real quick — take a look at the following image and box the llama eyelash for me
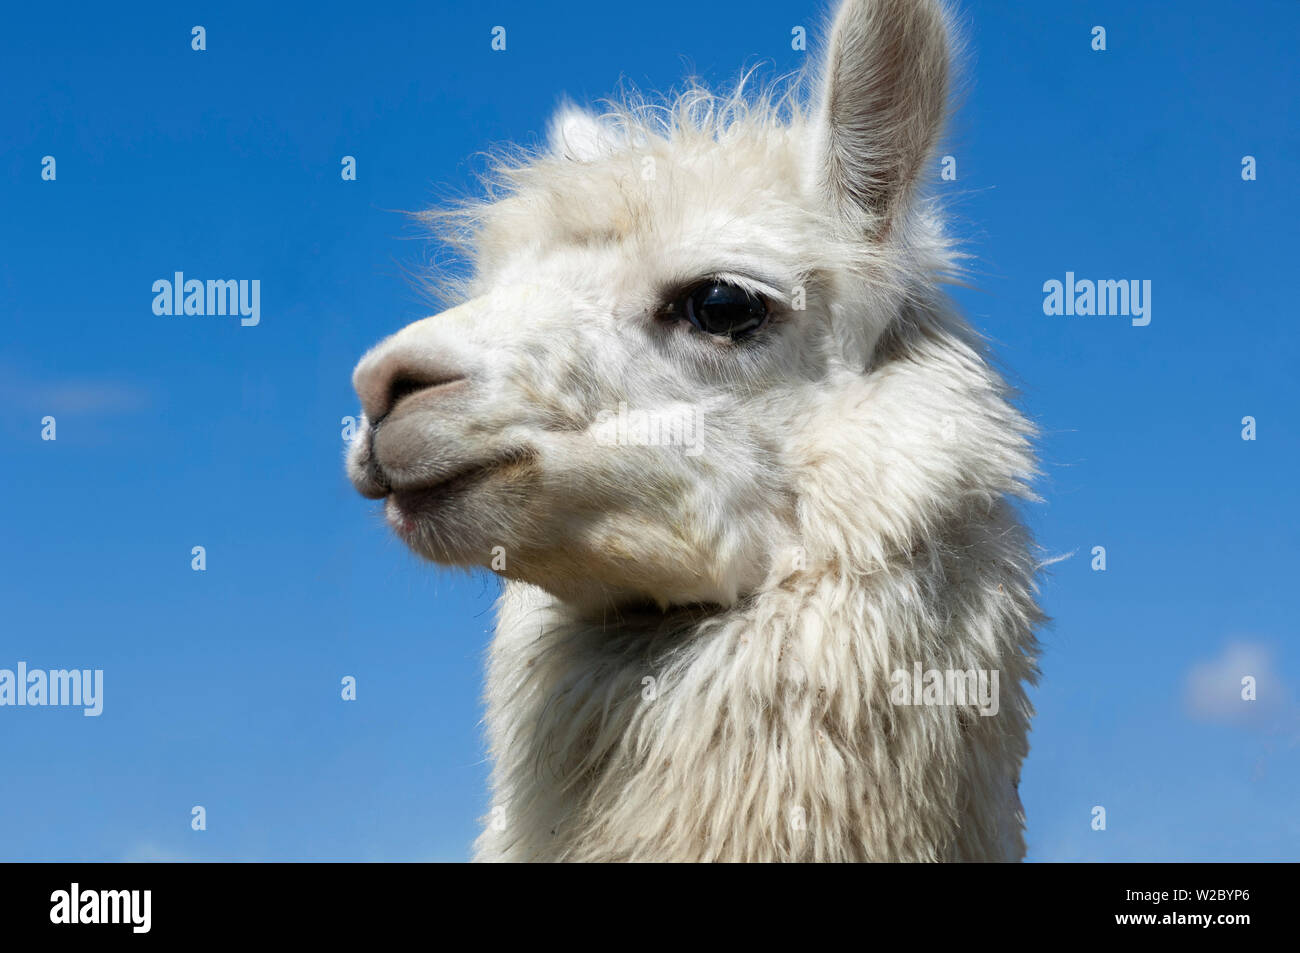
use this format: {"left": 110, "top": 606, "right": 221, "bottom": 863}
{"left": 660, "top": 272, "right": 787, "bottom": 307}
{"left": 656, "top": 278, "right": 775, "bottom": 342}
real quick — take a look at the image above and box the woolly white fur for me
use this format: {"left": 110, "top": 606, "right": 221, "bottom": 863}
{"left": 348, "top": 0, "right": 1043, "bottom": 862}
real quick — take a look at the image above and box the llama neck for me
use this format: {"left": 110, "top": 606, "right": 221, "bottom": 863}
{"left": 477, "top": 500, "right": 1038, "bottom": 862}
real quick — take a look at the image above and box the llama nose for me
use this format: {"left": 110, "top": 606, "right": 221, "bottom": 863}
{"left": 352, "top": 348, "right": 468, "bottom": 422}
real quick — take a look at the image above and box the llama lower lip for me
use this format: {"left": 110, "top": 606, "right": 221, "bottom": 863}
{"left": 387, "top": 463, "right": 496, "bottom": 520}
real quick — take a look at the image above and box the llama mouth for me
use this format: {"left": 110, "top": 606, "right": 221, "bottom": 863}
{"left": 383, "top": 451, "right": 533, "bottom": 535}
{"left": 388, "top": 463, "right": 495, "bottom": 519}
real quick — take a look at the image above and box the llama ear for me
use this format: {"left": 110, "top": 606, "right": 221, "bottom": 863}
{"left": 548, "top": 104, "right": 623, "bottom": 162}
{"left": 813, "top": 0, "right": 950, "bottom": 234}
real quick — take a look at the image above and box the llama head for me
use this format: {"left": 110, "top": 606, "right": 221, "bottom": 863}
{"left": 348, "top": 0, "right": 959, "bottom": 610}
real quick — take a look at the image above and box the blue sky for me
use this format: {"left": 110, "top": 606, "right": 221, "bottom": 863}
{"left": 1, "top": 0, "right": 1296, "bottom": 861}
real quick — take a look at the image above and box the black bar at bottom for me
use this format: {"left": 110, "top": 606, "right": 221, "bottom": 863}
{"left": 0, "top": 861, "right": 1288, "bottom": 940}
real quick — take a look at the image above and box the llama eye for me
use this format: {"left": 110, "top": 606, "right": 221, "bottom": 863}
{"left": 680, "top": 281, "right": 768, "bottom": 339}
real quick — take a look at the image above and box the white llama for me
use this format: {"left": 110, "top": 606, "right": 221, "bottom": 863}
{"left": 347, "top": 0, "right": 1041, "bottom": 861}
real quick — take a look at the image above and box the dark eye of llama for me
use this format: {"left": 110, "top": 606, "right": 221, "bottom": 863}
{"left": 679, "top": 281, "right": 768, "bottom": 339}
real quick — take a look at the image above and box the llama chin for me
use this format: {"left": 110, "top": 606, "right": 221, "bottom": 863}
{"left": 347, "top": 0, "right": 1043, "bottom": 861}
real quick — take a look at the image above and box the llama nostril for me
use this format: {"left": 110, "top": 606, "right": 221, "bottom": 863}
{"left": 384, "top": 373, "right": 467, "bottom": 417}
{"left": 388, "top": 375, "right": 434, "bottom": 410}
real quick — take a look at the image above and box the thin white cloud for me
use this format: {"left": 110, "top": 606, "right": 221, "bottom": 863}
{"left": 1184, "top": 641, "right": 1288, "bottom": 724}
{"left": 0, "top": 362, "right": 151, "bottom": 416}
{"left": 121, "top": 843, "right": 198, "bottom": 863}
